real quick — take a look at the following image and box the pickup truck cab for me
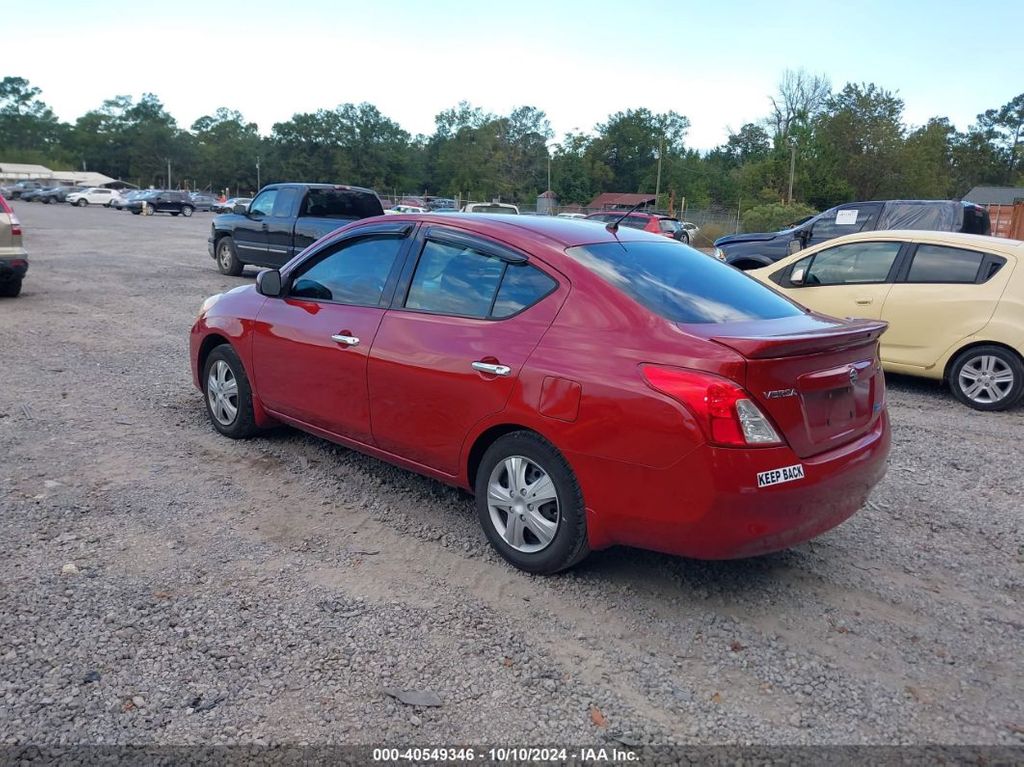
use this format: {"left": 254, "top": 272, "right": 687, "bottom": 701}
{"left": 209, "top": 183, "right": 384, "bottom": 275}
{"left": 714, "top": 200, "right": 991, "bottom": 270}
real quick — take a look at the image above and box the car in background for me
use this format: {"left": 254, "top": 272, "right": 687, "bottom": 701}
{"left": 191, "top": 214, "right": 890, "bottom": 574}
{"left": 427, "top": 198, "right": 458, "bottom": 211}
{"left": 127, "top": 190, "right": 195, "bottom": 216}
{"left": 0, "top": 195, "right": 28, "bottom": 297}
{"left": 66, "top": 188, "right": 122, "bottom": 207}
{"left": 213, "top": 197, "right": 251, "bottom": 214}
{"left": 19, "top": 187, "right": 57, "bottom": 203}
{"left": 1, "top": 181, "right": 47, "bottom": 200}
{"left": 750, "top": 230, "right": 1024, "bottom": 411}
{"left": 37, "top": 186, "right": 83, "bottom": 204}
{"left": 113, "top": 190, "right": 149, "bottom": 210}
{"left": 190, "top": 192, "right": 218, "bottom": 212}
{"left": 462, "top": 202, "right": 519, "bottom": 214}
{"left": 386, "top": 204, "right": 429, "bottom": 214}
{"left": 556, "top": 212, "right": 587, "bottom": 220}
{"left": 585, "top": 211, "right": 691, "bottom": 242}
{"left": 681, "top": 221, "right": 700, "bottom": 243}
{"left": 715, "top": 200, "right": 992, "bottom": 270}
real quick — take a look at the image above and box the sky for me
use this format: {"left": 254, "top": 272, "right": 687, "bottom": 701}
{"left": 7, "top": 0, "right": 1023, "bottom": 151}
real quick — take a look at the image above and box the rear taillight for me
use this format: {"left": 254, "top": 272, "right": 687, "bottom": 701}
{"left": 10, "top": 214, "right": 21, "bottom": 237}
{"left": 641, "top": 365, "right": 782, "bottom": 447}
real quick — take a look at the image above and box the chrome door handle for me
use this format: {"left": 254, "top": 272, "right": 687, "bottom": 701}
{"left": 472, "top": 361, "right": 511, "bottom": 377}
{"left": 331, "top": 334, "right": 360, "bottom": 347}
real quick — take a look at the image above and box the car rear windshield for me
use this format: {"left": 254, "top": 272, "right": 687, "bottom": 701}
{"left": 567, "top": 241, "right": 803, "bottom": 324}
{"left": 303, "top": 189, "right": 383, "bottom": 219}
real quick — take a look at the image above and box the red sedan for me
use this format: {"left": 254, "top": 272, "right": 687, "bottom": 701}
{"left": 190, "top": 214, "right": 890, "bottom": 574}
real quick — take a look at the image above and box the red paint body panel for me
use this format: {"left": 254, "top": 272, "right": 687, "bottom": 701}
{"left": 190, "top": 215, "right": 892, "bottom": 561}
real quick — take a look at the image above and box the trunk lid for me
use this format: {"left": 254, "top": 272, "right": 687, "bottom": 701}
{"left": 686, "top": 314, "right": 887, "bottom": 458}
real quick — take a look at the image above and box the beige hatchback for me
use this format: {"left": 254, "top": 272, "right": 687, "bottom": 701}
{"left": 0, "top": 195, "right": 28, "bottom": 297}
{"left": 750, "top": 230, "right": 1024, "bottom": 410}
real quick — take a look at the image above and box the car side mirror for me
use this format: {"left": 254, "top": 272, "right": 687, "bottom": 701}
{"left": 790, "top": 267, "right": 806, "bottom": 286}
{"left": 235, "top": 203, "right": 250, "bottom": 215}
{"left": 256, "top": 269, "right": 283, "bottom": 297}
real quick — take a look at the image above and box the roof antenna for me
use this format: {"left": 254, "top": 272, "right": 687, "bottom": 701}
{"left": 605, "top": 200, "right": 648, "bottom": 234}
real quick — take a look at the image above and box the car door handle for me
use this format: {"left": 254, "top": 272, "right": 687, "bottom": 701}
{"left": 855, "top": 298, "right": 874, "bottom": 305}
{"left": 472, "top": 361, "right": 511, "bottom": 377}
{"left": 261, "top": 223, "right": 269, "bottom": 231}
{"left": 331, "top": 334, "right": 360, "bottom": 347}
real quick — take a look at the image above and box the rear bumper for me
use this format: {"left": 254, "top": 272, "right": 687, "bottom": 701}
{"left": 0, "top": 253, "right": 29, "bottom": 281}
{"left": 576, "top": 412, "right": 890, "bottom": 558}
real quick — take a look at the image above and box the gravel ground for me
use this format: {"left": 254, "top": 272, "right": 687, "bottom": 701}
{"left": 1, "top": 202, "right": 1022, "bottom": 748}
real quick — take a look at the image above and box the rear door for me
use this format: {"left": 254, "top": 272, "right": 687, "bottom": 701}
{"left": 251, "top": 222, "right": 413, "bottom": 442}
{"left": 880, "top": 243, "right": 1010, "bottom": 368}
{"left": 233, "top": 187, "right": 277, "bottom": 264}
{"left": 368, "top": 227, "right": 564, "bottom": 475}
{"left": 773, "top": 240, "right": 906, "bottom": 320}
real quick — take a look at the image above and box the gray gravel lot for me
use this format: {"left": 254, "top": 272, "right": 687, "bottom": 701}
{"left": 1, "top": 202, "right": 1022, "bottom": 747}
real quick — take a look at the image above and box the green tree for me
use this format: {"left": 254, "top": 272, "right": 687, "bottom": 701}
{"left": 0, "top": 76, "right": 67, "bottom": 164}
{"left": 975, "top": 93, "right": 1024, "bottom": 178}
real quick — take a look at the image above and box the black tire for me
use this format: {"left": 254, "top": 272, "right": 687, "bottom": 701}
{"left": 170, "top": 212, "right": 179, "bottom": 217}
{"left": 181, "top": 205, "right": 194, "bottom": 217}
{"left": 215, "top": 236, "right": 243, "bottom": 276}
{"left": 948, "top": 345, "right": 1024, "bottom": 411}
{"left": 76, "top": 198, "right": 87, "bottom": 207}
{"left": 201, "top": 344, "right": 259, "bottom": 438}
{"left": 0, "top": 278, "right": 22, "bottom": 298}
{"left": 42, "top": 197, "right": 51, "bottom": 205}
{"left": 475, "top": 431, "right": 589, "bottom": 574}
{"left": 131, "top": 210, "right": 141, "bottom": 215}
{"left": 680, "top": 231, "right": 690, "bottom": 245}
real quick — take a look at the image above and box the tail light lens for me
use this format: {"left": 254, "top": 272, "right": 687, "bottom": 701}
{"left": 641, "top": 365, "right": 782, "bottom": 447}
{"left": 10, "top": 214, "right": 22, "bottom": 237}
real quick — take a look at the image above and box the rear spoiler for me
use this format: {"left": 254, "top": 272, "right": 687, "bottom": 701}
{"left": 710, "top": 319, "right": 887, "bottom": 359}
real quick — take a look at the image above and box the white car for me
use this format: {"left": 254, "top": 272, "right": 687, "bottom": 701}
{"left": 66, "top": 188, "right": 123, "bottom": 207}
{"left": 556, "top": 212, "right": 587, "bottom": 220}
{"left": 385, "top": 204, "right": 429, "bottom": 214}
{"left": 462, "top": 202, "right": 519, "bottom": 214}
{"left": 680, "top": 221, "right": 700, "bottom": 244}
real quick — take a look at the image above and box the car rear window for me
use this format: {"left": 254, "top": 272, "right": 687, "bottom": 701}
{"left": 906, "top": 245, "right": 984, "bottom": 283}
{"left": 303, "top": 189, "right": 383, "bottom": 219}
{"left": 567, "top": 241, "right": 803, "bottom": 324}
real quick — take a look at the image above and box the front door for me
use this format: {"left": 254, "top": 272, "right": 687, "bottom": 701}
{"left": 250, "top": 231, "right": 409, "bottom": 442}
{"left": 233, "top": 187, "right": 277, "bottom": 265}
{"left": 368, "top": 229, "right": 564, "bottom": 475}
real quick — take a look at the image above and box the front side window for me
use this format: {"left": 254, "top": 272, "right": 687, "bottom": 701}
{"left": 803, "top": 242, "right": 902, "bottom": 286}
{"left": 907, "top": 245, "right": 984, "bottom": 283}
{"left": 569, "top": 241, "right": 802, "bottom": 324}
{"left": 289, "top": 235, "right": 404, "bottom": 305}
{"left": 249, "top": 189, "right": 277, "bottom": 217}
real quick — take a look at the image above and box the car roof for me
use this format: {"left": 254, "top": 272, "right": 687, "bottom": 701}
{"left": 802, "top": 229, "right": 1024, "bottom": 257}
{"left": 262, "top": 182, "right": 378, "bottom": 195}
{"left": 380, "top": 212, "right": 672, "bottom": 248}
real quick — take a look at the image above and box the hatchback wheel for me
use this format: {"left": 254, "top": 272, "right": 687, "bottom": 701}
{"left": 216, "top": 236, "right": 243, "bottom": 276}
{"left": 949, "top": 346, "right": 1024, "bottom": 411}
{"left": 202, "top": 345, "right": 258, "bottom": 438}
{"left": 475, "top": 431, "right": 589, "bottom": 574}
{"left": 181, "top": 205, "right": 194, "bottom": 217}
{"left": 76, "top": 199, "right": 87, "bottom": 207}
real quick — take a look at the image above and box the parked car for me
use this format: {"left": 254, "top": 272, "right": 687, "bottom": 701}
{"left": 0, "top": 195, "right": 28, "bottom": 297}
{"left": 750, "top": 230, "right": 1024, "bottom": 411}
{"left": 213, "top": 197, "right": 251, "bottom": 214}
{"left": 584, "top": 211, "right": 691, "bottom": 242}
{"left": 427, "top": 198, "right": 457, "bottom": 211}
{"left": 66, "top": 188, "right": 122, "bottom": 207}
{"left": 1, "top": 181, "right": 46, "bottom": 200}
{"left": 208, "top": 183, "right": 384, "bottom": 275}
{"left": 715, "top": 200, "right": 992, "bottom": 269}
{"left": 37, "top": 186, "right": 82, "bottom": 204}
{"left": 386, "top": 204, "right": 429, "bottom": 214}
{"left": 462, "top": 202, "right": 519, "bottom": 214}
{"left": 556, "top": 212, "right": 587, "bottom": 220}
{"left": 126, "top": 190, "right": 195, "bottom": 216}
{"left": 19, "top": 187, "right": 57, "bottom": 203}
{"left": 113, "top": 190, "right": 149, "bottom": 210}
{"left": 191, "top": 215, "right": 890, "bottom": 573}
{"left": 681, "top": 221, "right": 700, "bottom": 243}
{"left": 190, "top": 192, "right": 218, "bottom": 212}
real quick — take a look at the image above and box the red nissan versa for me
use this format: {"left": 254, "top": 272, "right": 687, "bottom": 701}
{"left": 190, "top": 215, "right": 890, "bottom": 574}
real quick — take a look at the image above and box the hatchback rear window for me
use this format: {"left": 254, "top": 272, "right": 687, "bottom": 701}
{"left": 568, "top": 241, "right": 802, "bottom": 324}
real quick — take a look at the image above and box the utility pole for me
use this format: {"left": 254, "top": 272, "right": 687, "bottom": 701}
{"left": 167, "top": 159, "right": 172, "bottom": 190}
{"left": 654, "top": 136, "right": 663, "bottom": 210}
{"left": 547, "top": 154, "right": 551, "bottom": 192}
{"left": 787, "top": 142, "right": 796, "bottom": 204}
{"left": 256, "top": 156, "right": 261, "bottom": 190}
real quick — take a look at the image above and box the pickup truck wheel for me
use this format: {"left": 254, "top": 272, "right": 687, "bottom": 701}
{"left": 76, "top": 199, "right": 88, "bottom": 207}
{"left": 0, "top": 278, "right": 22, "bottom": 298}
{"left": 181, "top": 205, "right": 194, "bottom": 217}
{"left": 216, "top": 237, "right": 244, "bottom": 276}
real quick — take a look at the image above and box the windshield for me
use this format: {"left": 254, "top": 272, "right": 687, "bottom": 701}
{"left": 568, "top": 241, "right": 803, "bottom": 324}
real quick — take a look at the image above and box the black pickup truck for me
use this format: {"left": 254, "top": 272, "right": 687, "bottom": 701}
{"left": 208, "top": 183, "right": 385, "bottom": 275}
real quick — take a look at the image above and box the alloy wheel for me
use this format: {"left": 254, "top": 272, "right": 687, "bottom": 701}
{"left": 206, "top": 360, "right": 239, "bottom": 425}
{"left": 957, "top": 355, "right": 1015, "bottom": 405}
{"left": 486, "top": 456, "right": 560, "bottom": 553}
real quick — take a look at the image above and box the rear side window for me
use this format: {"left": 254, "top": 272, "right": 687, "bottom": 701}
{"left": 568, "top": 241, "right": 802, "bottom": 324}
{"left": 907, "top": 245, "right": 984, "bottom": 283}
{"left": 304, "top": 189, "right": 384, "bottom": 219}
{"left": 405, "top": 239, "right": 555, "bottom": 319}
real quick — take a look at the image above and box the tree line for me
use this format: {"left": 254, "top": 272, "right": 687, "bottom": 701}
{"left": 1, "top": 72, "right": 1021, "bottom": 221}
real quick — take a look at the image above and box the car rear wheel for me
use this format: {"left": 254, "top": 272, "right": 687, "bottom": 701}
{"left": 202, "top": 345, "right": 258, "bottom": 438}
{"left": 475, "top": 431, "right": 589, "bottom": 574}
{"left": 949, "top": 346, "right": 1024, "bottom": 411}
{"left": 181, "top": 205, "right": 194, "bottom": 217}
{"left": 0, "top": 278, "right": 22, "bottom": 298}
{"left": 216, "top": 237, "right": 243, "bottom": 276}
{"left": 76, "top": 199, "right": 87, "bottom": 207}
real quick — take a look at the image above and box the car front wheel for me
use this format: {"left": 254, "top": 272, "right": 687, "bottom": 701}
{"left": 76, "top": 199, "right": 87, "bottom": 207}
{"left": 949, "top": 346, "right": 1024, "bottom": 411}
{"left": 475, "top": 431, "right": 589, "bottom": 574}
{"left": 202, "top": 345, "right": 258, "bottom": 438}
{"left": 215, "top": 236, "right": 243, "bottom": 276}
